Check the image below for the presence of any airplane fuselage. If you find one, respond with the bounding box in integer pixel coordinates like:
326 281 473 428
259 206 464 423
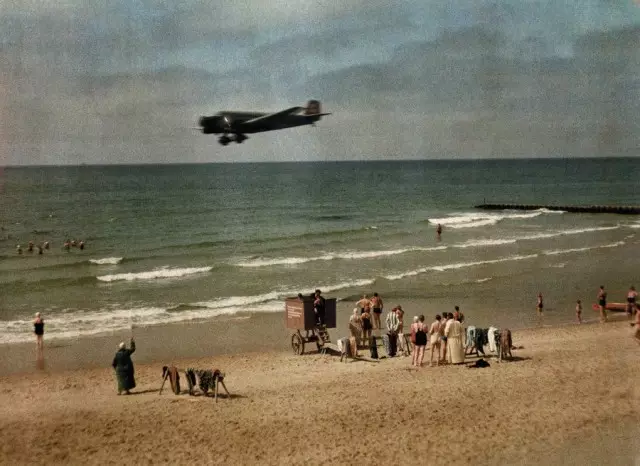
197 100 330 145
199 112 321 135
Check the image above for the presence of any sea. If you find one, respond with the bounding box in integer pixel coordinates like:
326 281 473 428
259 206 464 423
0 158 638 344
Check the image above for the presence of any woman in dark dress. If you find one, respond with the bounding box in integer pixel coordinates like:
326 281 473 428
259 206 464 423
112 338 136 395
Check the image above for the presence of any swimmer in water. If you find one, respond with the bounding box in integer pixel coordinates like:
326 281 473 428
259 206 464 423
536 293 544 314
64 240 70 251
28 241 34 253
436 223 442 240
43 241 49 250
79 240 85 250
626 286 637 319
37 244 43 255
16 244 22 255
575 300 583 324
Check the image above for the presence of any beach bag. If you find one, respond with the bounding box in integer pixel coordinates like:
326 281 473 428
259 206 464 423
369 336 378 359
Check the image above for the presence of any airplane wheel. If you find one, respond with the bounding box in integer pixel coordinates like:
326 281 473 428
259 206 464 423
218 135 231 146
235 134 247 144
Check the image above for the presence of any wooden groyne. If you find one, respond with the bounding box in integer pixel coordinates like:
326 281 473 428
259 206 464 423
474 204 640 215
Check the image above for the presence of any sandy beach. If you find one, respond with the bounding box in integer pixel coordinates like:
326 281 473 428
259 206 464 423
1 318 638 465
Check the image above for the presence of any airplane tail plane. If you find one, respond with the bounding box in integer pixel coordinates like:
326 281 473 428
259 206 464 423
304 100 331 120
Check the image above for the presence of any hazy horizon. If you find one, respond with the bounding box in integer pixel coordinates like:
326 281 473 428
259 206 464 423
1 0 639 165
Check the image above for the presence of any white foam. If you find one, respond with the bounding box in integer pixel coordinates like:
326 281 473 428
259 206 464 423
534 208 566 214
89 257 123 265
97 266 212 282
454 238 517 248
383 254 538 281
0 277 379 344
543 241 625 256
428 211 543 229
235 246 447 268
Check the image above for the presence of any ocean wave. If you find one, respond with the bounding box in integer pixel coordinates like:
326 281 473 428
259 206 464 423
383 254 538 281
543 241 625 256
235 246 447 268
454 238 517 249
0 277 377 343
428 211 543 229
97 266 213 282
89 257 124 265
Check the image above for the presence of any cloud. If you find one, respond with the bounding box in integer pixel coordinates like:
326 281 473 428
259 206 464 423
1 0 639 164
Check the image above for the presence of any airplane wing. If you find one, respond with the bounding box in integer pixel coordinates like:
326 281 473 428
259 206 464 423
238 106 303 128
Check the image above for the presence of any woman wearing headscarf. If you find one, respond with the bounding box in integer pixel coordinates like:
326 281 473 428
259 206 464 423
112 338 136 395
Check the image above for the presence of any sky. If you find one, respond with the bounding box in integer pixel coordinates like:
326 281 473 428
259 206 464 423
0 0 639 164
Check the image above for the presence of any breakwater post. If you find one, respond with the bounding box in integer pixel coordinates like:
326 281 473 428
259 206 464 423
474 204 640 215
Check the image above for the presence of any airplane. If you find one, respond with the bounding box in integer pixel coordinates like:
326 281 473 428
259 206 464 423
197 100 331 146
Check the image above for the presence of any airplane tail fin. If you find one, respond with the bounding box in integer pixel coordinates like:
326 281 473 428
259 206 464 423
304 100 331 120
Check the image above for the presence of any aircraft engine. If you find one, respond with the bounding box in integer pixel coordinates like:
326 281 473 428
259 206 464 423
199 116 224 134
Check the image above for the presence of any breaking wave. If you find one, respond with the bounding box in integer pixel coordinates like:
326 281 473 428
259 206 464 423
89 257 124 265
97 266 213 282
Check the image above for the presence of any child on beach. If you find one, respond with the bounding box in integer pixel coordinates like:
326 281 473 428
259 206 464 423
576 300 582 324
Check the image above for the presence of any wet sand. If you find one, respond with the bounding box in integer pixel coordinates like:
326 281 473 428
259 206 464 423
1 320 638 465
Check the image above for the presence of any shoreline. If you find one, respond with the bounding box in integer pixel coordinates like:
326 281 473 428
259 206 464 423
0 320 638 465
0 299 631 376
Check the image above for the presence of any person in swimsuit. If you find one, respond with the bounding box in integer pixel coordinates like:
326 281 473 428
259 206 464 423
412 315 428 367
356 294 371 315
360 309 372 347
370 292 383 329
597 286 607 323
575 300 583 324
429 314 442 366
395 306 408 356
436 223 442 240
440 313 451 363
626 286 637 319
33 312 44 352
633 305 640 344
536 293 544 314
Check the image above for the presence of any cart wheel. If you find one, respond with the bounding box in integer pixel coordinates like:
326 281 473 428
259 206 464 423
291 333 304 355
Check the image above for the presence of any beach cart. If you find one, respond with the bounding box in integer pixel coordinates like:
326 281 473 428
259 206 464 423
285 296 337 355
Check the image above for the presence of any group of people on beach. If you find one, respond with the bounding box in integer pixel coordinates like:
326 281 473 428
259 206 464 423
536 285 638 325
16 238 85 255
348 293 468 367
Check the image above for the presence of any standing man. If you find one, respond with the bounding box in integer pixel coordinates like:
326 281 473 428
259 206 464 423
626 286 637 319
385 306 401 357
370 292 384 329
314 289 326 326
597 285 607 323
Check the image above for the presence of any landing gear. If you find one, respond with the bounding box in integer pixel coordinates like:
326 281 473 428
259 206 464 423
217 134 248 146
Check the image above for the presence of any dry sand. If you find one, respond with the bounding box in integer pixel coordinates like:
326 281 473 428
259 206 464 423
1 320 639 465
